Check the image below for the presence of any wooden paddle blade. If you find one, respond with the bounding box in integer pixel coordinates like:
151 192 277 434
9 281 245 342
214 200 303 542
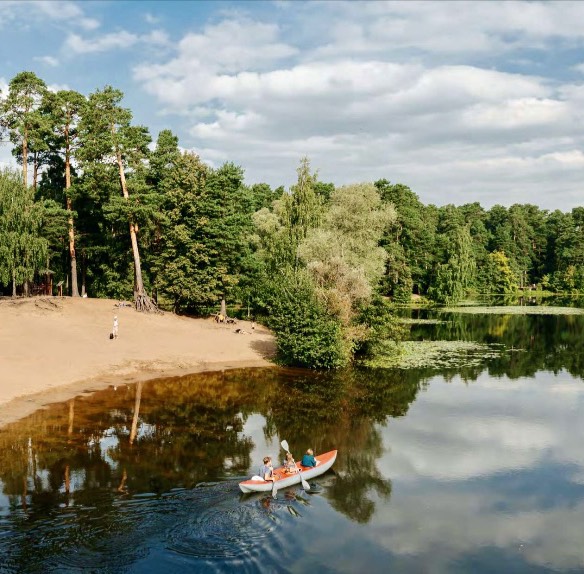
272 482 278 498
280 439 289 453
301 475 310 491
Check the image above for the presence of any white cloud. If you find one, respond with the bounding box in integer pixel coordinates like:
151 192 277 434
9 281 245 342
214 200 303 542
32 1 99 30
319 0 584 57
129 4 584 210
144 29 170 46
47 83 70 93
33 55 59 67
0 1 99 30
63 28 171 55
65 31 139 54
144 12 160 25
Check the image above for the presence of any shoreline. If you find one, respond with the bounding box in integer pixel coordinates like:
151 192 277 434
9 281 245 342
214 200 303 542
0 359 274 429
0 297 276 428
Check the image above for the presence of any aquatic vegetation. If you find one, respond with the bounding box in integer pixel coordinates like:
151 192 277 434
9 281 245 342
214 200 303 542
361 340 506 369
398 318 448 325
441 305 584 315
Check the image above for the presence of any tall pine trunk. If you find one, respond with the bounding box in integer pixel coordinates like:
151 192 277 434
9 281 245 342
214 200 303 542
116 149 144 293
65 144 79 297
115 146 156 312
22 128 28 188
33 152 39 191
81 250 86 296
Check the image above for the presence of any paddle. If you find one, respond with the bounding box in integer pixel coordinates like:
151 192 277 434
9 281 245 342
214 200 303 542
280 439 310 491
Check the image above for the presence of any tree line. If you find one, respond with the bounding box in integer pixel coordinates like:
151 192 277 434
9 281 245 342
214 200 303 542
1 71 583 367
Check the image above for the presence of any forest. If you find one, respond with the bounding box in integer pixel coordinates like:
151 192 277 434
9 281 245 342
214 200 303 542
1 71 584 368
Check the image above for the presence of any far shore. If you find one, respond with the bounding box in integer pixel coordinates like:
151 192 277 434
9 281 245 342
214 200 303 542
0 296 276 428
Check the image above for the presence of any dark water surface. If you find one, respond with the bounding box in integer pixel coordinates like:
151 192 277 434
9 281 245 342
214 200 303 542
1 310 584 573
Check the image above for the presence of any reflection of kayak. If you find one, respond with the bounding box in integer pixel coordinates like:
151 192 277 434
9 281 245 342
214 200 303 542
239 450 338 493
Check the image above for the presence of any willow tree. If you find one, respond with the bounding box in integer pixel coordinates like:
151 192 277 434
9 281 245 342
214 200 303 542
79 86 155 311
0 168 48 296
45 90 86 297
297 182 395 331
0 72 47 188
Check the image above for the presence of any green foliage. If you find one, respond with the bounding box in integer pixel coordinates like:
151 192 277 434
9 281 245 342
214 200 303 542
298 182 394 325
428 225 475 304
376 179 436 295
0 71 48 187
354 296 407 358
484 250 517 294
0 168 48 291
151 152 209 310
279 157 323 266
263 271 348 369
151 155 254 312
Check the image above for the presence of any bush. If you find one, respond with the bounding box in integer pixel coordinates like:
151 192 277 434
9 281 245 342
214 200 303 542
264 272 348 369
354 295 406 358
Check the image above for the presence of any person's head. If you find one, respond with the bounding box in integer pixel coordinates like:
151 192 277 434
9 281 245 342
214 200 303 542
306 448 313 455
263 456 271 465
114 315 117 320
286 452 293 461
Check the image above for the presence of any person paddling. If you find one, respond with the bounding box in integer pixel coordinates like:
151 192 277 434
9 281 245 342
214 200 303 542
284 451 299 474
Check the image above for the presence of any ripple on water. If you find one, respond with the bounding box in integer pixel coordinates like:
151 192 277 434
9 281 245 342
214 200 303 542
1 482 308 573
166 498 280 559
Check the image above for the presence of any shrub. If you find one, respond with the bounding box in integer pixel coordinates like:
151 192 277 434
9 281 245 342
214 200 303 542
264 272 348 369
354 295 407 358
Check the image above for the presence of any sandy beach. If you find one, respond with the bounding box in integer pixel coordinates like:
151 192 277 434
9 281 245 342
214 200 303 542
0 297 275 427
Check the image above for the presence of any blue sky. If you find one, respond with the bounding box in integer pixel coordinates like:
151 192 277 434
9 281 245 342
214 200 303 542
2 0 584 210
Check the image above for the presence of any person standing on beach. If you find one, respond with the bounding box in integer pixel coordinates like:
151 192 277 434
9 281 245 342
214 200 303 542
113 315 119 339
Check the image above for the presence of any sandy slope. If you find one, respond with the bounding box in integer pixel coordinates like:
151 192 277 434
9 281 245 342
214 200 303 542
0 297 275 426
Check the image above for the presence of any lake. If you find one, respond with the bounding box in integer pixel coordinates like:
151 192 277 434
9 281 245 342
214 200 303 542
1 308 584 573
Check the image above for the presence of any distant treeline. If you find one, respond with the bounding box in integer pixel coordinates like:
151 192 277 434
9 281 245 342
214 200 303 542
1 71 582 367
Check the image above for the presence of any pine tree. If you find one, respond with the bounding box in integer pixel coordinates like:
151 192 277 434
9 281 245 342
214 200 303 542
79 86 156 311
44 89 87 296
0 72 48 188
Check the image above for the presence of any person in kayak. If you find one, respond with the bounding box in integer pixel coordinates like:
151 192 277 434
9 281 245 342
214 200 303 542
284 452 299 474
259 456 275 482
301 449 317 467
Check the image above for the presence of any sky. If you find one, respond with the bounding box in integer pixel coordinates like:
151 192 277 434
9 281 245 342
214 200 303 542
1 0 584 211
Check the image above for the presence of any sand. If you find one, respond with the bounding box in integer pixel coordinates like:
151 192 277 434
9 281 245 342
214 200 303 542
0 296 276 427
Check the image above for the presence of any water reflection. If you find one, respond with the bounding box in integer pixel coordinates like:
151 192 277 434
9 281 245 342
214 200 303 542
0 312 583 572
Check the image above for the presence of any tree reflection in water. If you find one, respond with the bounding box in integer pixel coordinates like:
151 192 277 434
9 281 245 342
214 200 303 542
0 365 422 570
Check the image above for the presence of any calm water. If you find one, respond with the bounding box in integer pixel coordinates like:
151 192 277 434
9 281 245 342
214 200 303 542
1 310 584 573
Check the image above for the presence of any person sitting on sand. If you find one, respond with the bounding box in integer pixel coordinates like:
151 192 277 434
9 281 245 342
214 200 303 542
301 448 317 467
284 452 299 474
258 456 275 482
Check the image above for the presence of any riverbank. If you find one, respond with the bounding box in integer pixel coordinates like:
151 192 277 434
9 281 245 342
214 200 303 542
0 297 276 427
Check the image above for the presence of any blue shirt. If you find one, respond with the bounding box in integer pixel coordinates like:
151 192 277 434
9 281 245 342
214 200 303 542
259 464 272 479
301 454 316 467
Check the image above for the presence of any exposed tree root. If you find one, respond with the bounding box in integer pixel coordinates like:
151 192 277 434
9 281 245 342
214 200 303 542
134 292 162 313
